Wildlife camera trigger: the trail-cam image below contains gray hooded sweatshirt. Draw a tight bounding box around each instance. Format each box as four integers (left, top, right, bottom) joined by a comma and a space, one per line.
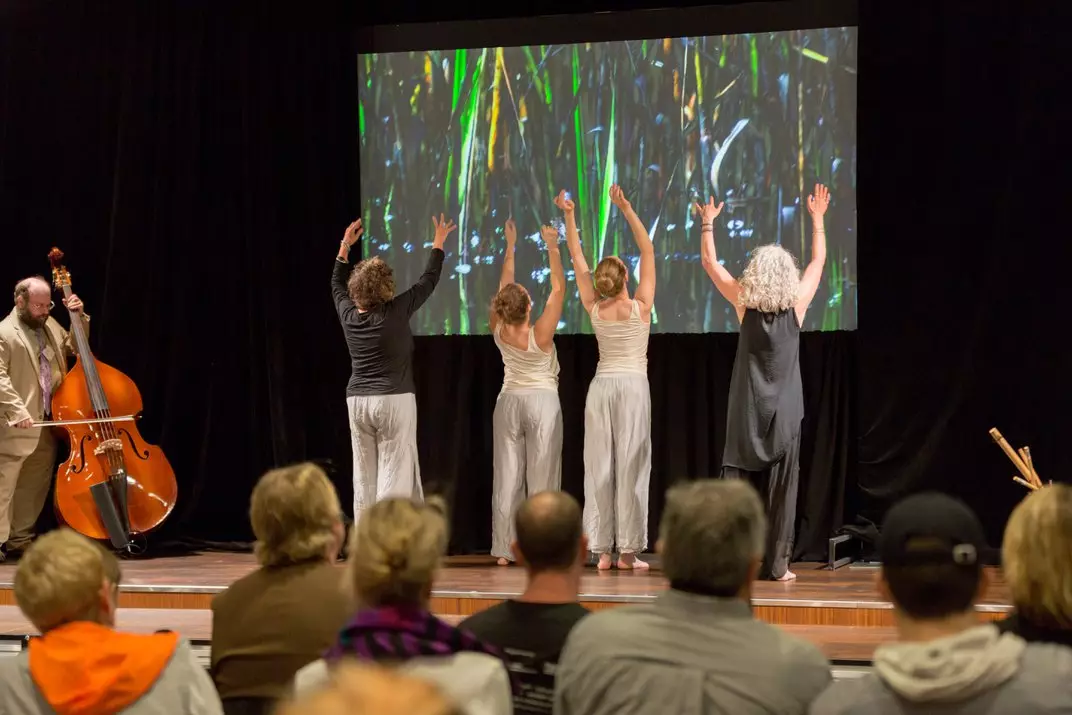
809, 624, 1072, 715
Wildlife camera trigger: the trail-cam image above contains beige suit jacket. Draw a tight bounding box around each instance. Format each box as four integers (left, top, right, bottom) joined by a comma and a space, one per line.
0, 307, 89, 457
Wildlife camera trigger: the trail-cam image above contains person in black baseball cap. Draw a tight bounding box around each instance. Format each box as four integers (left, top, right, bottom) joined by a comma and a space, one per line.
810, 491, 1072, 715
877, 491, 988, 619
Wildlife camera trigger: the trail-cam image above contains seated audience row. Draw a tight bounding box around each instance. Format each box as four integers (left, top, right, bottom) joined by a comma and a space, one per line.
1, 461, 1071, 715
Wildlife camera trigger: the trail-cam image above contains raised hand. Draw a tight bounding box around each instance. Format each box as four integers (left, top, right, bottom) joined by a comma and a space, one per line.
692, 196, 725, 224
609, 184, 631, 211
807, 184, 830, 217
342, 218, 363, 247
540, 224, 559, 249
432, 213, 457, 249
554, 189, 575, 214
504, 217, 517, 247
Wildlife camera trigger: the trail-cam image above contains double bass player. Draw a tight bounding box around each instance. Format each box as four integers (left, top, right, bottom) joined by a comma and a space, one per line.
0, 276, 87, 561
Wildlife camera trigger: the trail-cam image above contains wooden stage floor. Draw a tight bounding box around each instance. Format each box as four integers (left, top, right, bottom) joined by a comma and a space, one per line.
0, 552, 1013, 665
0, 551, 1012, 626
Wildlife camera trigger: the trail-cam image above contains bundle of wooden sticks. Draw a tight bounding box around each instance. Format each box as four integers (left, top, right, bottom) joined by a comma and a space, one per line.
989, 427, 1046, 491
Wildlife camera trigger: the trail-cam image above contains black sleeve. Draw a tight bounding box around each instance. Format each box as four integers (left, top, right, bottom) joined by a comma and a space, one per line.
332, 256, 356, 321
397, 247, 445, 317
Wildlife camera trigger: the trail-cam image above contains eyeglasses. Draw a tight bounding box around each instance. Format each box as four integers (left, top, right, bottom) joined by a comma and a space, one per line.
29, 301, 54, 311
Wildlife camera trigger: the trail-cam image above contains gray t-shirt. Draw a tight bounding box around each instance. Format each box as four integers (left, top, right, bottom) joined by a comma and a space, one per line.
554, 589, 831, 715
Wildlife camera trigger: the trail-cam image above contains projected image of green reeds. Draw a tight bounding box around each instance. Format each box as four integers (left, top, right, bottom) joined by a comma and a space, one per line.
357, 29, 857, 335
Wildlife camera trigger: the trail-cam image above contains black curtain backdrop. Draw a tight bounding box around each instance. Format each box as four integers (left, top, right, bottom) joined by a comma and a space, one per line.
1, 0, 1066, 559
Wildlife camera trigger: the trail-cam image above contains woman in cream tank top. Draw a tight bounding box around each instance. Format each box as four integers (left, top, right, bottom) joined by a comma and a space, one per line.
558, 185, 654, 571
488, 218, 566, 565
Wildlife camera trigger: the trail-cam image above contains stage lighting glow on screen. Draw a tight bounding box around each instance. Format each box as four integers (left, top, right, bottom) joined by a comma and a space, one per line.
358, 27, 857, 335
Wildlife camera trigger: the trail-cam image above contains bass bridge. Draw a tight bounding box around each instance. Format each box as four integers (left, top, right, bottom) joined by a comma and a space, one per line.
93, 438, 123, 456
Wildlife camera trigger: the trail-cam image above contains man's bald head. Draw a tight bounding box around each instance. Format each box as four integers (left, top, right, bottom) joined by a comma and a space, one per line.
14, 276, 52, 328
514, 491, 583, 572
14, 276, 50, 305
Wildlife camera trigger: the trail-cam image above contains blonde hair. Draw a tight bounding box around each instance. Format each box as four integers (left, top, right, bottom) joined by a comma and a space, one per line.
738, 244, 800, 313
492, 283, 529, 325
251, 462, 343, 568
594, 257, 626, 298
273, 659, 459, 715
14, 527, 121, 633
1003, 484, 1072, 628
348, 496, 448, 608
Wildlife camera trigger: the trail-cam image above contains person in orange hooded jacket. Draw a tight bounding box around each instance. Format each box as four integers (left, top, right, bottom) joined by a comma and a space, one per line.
0, 527, 222, 714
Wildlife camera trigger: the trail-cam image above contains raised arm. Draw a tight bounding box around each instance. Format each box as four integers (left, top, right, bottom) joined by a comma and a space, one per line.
554, 190, 597, 312
795, 184, 830, 325
533, 224, 566, 351
695, 196, 742, 319
489, 218, 517, 334
398, 213, 456, 316
332, 219, 364, 322
609, 185, 655, 310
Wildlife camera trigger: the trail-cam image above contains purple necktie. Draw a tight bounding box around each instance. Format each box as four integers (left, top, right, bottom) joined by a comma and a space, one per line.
37, 329, 52, 416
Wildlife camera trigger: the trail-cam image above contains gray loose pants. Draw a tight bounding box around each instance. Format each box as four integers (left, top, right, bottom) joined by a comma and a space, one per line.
347, 393, 423, 523
582, 374, 651, 555
491, 390, 563, 560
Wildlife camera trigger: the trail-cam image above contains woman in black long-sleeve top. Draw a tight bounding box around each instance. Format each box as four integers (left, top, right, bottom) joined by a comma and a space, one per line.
331, 215, 456, 523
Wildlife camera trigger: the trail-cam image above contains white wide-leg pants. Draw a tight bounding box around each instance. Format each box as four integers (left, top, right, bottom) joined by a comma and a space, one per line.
490, 389, 563, 560
582, 374, 651, 554
347, 393, 423, 523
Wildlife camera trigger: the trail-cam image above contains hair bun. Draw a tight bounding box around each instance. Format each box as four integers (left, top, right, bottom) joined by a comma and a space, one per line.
387, 551, 408, 571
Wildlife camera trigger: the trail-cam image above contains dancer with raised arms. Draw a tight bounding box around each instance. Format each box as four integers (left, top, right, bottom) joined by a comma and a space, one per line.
333, 214, 456, 523
489, 216, 566, 566
697, 183, 829, 581
560, 185, 654, 571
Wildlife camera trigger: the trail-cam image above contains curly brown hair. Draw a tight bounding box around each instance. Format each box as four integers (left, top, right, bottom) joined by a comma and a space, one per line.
348, 258, 395, 310
594, 256, 626, 298
492, 284, 530, 325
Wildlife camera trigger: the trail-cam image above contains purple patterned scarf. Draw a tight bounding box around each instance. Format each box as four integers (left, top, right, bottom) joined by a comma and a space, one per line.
325, 605, 505, 667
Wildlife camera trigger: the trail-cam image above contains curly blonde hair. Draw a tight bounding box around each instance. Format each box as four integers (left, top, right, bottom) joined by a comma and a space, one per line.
594, 257, 627, 298
348, 496, 448, 608
348, 258, 395, 310
1003, 484, 1072, 629
492, 284, 530, 325
738, 244, 800, 313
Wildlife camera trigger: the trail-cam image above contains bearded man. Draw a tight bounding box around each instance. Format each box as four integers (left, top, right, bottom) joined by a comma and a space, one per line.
0, 276, 88, 560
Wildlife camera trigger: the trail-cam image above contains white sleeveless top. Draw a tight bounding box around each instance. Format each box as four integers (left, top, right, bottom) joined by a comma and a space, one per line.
493, 323, 560, 392
590, 299, 650, 376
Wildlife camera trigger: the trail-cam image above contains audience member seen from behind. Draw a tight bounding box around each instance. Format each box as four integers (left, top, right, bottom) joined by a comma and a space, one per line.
809, 491, 1072, 715
462, 491, 590, 715
210, 462, 352, 712
998, 484, 1072, 647
275, 660, 461, 715
292, 496, 513, 715
0, 527, 222, 715
554, 479, 830, 715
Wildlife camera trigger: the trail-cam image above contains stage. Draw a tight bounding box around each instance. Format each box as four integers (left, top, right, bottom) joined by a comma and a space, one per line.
0, 552, 1013, 667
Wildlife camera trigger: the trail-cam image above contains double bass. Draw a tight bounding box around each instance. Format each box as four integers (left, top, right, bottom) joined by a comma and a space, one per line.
43, 248, 178, 551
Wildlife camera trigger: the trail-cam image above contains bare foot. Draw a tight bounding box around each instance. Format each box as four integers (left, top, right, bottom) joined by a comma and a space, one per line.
497, 557, 511, 566
597, 553, 613, 571
617, 553, 650, 570
774, 570, 797, 581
